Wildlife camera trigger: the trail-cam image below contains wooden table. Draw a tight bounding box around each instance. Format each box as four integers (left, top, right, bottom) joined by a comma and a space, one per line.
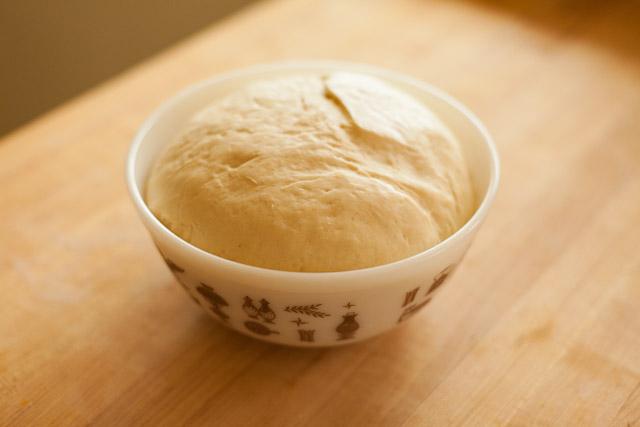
2, 0, 639, 425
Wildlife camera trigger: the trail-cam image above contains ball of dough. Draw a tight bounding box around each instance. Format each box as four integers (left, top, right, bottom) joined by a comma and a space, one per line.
145, 73, 475, 272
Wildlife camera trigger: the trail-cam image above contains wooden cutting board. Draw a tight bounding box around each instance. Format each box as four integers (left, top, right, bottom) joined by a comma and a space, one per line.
1, 0, 639, 425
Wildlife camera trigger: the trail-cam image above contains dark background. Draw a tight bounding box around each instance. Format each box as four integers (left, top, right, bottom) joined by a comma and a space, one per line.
0, 0, 256, 136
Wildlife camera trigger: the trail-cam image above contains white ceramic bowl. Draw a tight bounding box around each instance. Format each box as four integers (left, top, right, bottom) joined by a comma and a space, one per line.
126, 61, 499, 347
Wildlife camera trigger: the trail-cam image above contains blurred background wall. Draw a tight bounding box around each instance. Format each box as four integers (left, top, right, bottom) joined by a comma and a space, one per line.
0, 0, 257, 136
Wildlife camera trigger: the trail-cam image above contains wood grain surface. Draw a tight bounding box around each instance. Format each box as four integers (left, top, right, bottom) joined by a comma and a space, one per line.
1, 0, 639, 425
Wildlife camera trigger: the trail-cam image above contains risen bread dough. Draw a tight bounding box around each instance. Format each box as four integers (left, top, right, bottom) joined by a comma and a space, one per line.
146, 73, 475, 272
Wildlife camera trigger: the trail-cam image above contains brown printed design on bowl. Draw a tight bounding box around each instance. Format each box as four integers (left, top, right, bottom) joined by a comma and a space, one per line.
297, 329, 315, 342
285, 303, 334, 343
397, 264, 457, 323
244, 321, 279, 336
196, 283, 230, 322
336, 311, 360, 340
158, 258, 363, 343
242, 296, 279, 336
243, 296, 276, 323
284, 304, 330, 318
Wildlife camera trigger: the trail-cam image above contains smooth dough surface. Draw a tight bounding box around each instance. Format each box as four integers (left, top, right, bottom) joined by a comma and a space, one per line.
146, 73, 475, 272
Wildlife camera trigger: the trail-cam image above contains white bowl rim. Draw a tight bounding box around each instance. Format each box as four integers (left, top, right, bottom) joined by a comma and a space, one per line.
126, 60, 500, 290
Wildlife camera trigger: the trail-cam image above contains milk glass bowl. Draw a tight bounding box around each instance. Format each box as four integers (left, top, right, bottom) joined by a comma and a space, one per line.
126, 61, 499, 347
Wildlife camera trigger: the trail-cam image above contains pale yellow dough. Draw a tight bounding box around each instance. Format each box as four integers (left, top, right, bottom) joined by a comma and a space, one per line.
146, 73, 475, 272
